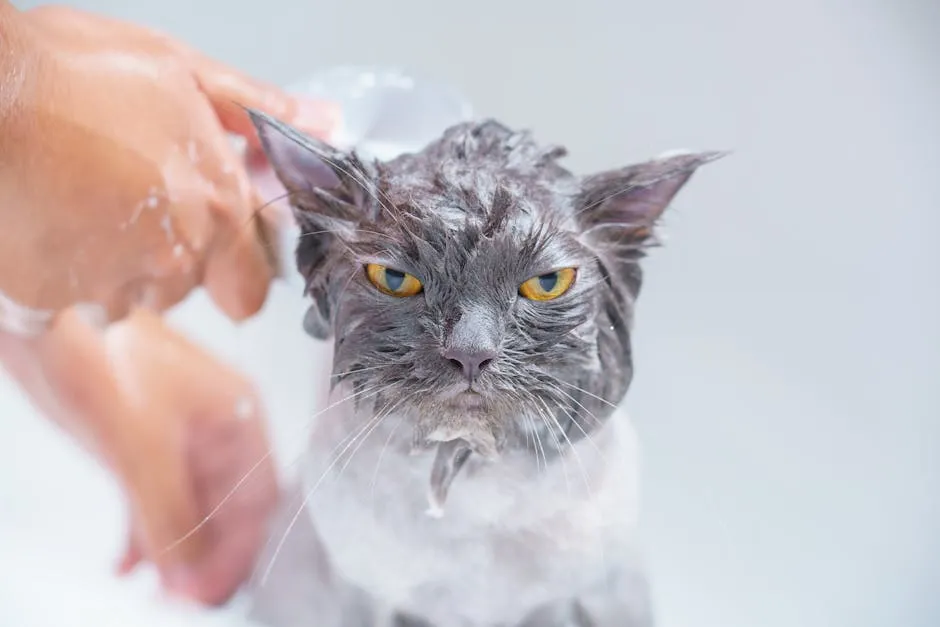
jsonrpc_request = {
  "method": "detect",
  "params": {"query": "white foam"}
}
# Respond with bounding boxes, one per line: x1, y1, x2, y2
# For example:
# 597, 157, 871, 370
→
0, 288, 53, 337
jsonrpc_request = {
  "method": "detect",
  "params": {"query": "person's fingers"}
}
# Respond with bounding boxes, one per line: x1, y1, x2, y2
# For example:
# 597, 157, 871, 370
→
102, 315, 223, 576
203, 204, 273, 321
182, 48, 339, 146
117, 530, 144, 575
33, 310, 130, 452
200, 165, 275, 320
178, 402, 278, 605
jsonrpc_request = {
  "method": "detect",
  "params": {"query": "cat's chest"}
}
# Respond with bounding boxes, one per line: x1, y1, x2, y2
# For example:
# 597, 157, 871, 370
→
298, 393, 640, 624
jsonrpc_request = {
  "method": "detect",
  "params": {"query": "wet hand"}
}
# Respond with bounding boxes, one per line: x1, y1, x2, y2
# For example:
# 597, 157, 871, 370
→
0, 308, 281, 605
0, 4, 337, 328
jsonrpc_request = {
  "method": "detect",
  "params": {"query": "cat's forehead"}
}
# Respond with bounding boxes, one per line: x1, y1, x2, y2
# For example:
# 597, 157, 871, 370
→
378, 119, 581, 228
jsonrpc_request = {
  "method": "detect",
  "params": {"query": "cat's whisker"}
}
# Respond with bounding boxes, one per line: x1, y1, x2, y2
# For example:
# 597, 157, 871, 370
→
520, 410, 537, 470
258, 398, 393, 586
311, 261, 367, 326
159, 383, 385, 558
531, 380, 608, 464
336, 397, 406, 479
522, 398, 550, 478
302, 143, 422, 246
302, 147, 399, 225
296, 226, 399, 245
330, 364, 390, 379
544, 381, 604, 428
329, 153, 427, 248
538, 401, 612, 597
233, 189, 293, 239
530, 395, 572, 497
262, 385, 394, 556
580, 222, 650, 239
320, 395, 390, 471
540, 372, 618, 410
539, 395, 597, 496
509, 394, 540, 472
370, 414, 406, 513
532, 420, 548, 476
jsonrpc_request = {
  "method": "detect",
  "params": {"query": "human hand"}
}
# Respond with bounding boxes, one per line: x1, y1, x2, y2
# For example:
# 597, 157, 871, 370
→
0, 308, 280, 605
0, 3, 337, 330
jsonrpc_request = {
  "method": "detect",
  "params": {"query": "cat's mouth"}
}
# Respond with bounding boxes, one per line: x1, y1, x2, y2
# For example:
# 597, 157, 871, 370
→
437, 381, 493, 410
444, 390, 487, 410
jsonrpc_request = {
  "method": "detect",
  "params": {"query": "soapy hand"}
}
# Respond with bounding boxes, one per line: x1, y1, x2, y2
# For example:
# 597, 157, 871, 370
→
0, 3, 337, 330
0, 309, 280, 605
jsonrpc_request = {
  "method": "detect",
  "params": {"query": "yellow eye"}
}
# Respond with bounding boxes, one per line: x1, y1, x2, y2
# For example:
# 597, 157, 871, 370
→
365, 263, 423, 297
519, 268, 577, 301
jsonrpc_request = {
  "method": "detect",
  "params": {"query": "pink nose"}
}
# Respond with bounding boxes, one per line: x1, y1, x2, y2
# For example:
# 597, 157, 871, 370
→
442, 347, 497, 382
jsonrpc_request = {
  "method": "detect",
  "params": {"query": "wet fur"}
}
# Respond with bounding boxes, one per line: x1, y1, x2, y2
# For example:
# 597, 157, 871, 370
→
245, 109, 723, 626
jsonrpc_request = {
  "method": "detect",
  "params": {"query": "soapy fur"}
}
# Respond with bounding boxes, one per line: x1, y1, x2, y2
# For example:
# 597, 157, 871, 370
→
245, 109, 724, 626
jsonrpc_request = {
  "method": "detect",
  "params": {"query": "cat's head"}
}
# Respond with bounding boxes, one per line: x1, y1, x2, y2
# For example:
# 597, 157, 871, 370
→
250, 109, 723, 456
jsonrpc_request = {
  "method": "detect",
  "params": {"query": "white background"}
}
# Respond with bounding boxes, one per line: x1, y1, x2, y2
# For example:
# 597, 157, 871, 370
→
1, 1, 938, 626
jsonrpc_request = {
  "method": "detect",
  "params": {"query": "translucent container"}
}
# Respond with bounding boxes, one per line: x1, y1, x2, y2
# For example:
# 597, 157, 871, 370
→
249, 66, 475, 281
251, 65, 474, 209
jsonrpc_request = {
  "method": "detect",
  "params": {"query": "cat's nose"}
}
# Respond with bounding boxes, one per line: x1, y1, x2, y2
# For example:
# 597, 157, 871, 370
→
442, 347, 497, 383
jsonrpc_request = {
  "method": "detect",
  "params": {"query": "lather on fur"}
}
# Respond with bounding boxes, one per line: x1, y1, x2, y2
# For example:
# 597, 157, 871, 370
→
245, 109, 724, 627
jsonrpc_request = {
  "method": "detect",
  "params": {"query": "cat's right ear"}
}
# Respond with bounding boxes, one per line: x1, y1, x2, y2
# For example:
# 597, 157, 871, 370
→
575, 150, 727, 247
247, 108, 379, 225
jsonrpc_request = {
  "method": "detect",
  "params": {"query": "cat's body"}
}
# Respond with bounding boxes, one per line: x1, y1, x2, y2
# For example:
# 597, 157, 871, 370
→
244, 111, 723, 626
253, 370, 647, 627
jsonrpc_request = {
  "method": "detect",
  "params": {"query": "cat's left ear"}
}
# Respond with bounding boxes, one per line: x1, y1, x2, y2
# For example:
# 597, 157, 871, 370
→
576, 150, 727, 244
246, 107, 380, 226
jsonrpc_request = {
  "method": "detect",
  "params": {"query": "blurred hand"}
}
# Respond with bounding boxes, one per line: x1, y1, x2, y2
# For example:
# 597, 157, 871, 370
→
0, 3, 337, 328
0, 308, 280, 605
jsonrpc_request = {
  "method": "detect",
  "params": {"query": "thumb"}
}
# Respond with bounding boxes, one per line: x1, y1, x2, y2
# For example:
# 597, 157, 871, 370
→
183, 51, 339, 147
203, 188, 275, 322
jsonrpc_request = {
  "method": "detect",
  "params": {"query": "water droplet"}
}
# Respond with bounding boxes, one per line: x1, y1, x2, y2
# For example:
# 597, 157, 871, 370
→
186, 140, 198, 163
234, 397, 254, 421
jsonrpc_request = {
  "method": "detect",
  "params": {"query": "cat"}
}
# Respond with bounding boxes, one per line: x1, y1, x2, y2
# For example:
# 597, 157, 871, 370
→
243, 108, 724, 627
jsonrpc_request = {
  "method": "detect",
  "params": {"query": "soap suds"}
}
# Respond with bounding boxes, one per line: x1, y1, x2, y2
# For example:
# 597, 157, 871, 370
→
234, 397, 254, 422
0, 290, 53, 337
159, 213, 175, 243
425, 439, 473, 517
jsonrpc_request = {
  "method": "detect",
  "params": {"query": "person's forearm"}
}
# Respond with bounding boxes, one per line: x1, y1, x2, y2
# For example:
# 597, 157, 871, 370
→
0, 326, 114, 465
0, 1, 25, 121
0, 3, 50, 334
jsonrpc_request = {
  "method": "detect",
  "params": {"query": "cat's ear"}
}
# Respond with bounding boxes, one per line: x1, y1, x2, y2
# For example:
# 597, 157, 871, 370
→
576, 150, 727, 245
247, 107, 380, 226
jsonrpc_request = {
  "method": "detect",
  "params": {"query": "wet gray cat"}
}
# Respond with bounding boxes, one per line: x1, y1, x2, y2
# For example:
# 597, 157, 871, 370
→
245, 108, 723, 627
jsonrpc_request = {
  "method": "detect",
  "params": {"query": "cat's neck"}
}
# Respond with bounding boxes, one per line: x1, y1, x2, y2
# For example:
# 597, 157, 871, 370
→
303, 384, 639, 530
296, 386, 641, 623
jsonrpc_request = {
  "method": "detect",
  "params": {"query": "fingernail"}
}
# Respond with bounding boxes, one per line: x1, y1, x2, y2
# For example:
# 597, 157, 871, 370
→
293, 99, 342, 139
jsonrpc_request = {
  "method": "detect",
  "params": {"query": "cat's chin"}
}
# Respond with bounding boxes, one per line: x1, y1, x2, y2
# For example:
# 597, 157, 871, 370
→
411, 402, 504, 459
444, 390, 487, 410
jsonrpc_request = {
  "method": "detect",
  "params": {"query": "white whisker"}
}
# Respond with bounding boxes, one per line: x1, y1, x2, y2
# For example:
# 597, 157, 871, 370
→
258, 400, 391, 586
543, 372, 618, 410
370, 414, 406, 512
159, 383, 385, 557
531, 395, 571, 497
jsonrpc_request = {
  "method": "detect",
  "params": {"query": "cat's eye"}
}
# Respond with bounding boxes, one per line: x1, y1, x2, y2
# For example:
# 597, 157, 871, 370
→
519, 268, 577, 301
365, 263, 424, 297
